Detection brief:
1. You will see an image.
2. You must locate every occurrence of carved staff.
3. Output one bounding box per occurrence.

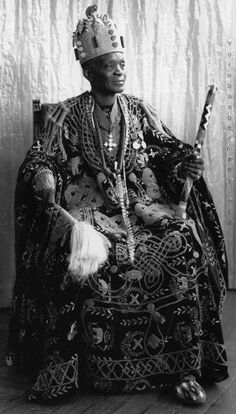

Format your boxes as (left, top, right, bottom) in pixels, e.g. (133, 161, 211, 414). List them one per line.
(176, 84, 218, 219)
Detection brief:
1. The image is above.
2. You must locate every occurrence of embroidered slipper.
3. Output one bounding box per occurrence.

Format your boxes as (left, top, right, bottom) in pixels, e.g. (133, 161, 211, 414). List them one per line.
(174, 379, 206, 405)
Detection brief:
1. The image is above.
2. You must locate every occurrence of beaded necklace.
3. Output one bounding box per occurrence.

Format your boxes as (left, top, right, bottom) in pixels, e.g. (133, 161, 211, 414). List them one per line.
(93, 102, 135, 264)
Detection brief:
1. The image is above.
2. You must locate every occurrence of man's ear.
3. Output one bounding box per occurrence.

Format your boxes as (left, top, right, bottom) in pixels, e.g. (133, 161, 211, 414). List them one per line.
(83, 67, 94, 82)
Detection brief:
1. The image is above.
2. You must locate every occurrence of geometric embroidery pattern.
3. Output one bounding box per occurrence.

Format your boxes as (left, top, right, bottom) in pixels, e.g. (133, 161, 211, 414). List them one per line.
(29, 354, 78, 400)
(201, 341, 227, 364)
(90, 348, 201, 380)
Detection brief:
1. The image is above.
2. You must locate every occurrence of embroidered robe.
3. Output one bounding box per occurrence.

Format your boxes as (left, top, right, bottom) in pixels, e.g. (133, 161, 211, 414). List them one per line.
(7, 92, 228, 402)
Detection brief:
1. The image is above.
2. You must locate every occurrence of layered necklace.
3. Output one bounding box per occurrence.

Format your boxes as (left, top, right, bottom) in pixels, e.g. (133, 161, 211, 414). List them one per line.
(93, 101, 135, 264)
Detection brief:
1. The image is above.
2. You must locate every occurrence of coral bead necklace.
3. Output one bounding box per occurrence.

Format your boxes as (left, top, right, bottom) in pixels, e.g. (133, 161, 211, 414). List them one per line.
(93, 109, 135, 264)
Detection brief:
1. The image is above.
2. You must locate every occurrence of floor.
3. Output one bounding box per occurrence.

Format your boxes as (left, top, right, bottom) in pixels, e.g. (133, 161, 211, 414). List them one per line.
(0, 291, 236, 414)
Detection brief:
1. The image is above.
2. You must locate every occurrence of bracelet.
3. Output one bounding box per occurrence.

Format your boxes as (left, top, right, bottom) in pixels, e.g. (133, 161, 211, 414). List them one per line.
(33, 168, 55, 193)
(34, 168, 54, 182)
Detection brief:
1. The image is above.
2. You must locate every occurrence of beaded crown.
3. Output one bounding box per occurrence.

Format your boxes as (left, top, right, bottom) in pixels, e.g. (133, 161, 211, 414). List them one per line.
(72, 4, 125, 65)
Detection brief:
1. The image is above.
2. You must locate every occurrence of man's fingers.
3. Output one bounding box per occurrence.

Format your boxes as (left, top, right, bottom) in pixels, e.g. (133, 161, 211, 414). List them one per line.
(187, 168, 202, 177)
(187, 163, 205, 171)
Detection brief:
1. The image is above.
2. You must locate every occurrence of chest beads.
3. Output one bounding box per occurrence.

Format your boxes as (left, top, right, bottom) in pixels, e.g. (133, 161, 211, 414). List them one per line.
(93, 110, 135, 264)
(115, 164, 135, 263)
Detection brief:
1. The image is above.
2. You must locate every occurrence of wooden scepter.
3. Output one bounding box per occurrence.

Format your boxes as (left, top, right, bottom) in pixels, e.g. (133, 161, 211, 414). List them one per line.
(175, 84, 217, 219)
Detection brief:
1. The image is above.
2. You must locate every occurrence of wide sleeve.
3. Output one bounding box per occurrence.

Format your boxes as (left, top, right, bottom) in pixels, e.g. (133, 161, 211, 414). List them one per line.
(137, 101, 228, 290)
(139, 106, 194, 204)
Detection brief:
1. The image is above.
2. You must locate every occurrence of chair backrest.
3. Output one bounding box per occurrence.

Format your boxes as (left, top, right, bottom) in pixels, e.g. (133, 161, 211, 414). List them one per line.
(32, 99, 57, 143)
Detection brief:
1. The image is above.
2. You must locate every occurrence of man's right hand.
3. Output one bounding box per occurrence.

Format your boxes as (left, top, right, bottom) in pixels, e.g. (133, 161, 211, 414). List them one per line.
(33, 169, 56, 202)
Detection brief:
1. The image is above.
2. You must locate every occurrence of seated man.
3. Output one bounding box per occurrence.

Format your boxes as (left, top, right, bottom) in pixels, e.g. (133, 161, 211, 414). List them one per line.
(7, 4, 228, 405)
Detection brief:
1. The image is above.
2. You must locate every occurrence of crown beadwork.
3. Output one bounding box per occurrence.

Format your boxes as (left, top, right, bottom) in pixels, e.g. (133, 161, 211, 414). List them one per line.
(72, 4, 125, 65)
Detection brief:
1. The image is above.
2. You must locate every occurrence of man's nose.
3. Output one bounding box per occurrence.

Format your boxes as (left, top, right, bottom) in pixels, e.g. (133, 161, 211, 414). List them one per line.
(114, 65, 123, 75)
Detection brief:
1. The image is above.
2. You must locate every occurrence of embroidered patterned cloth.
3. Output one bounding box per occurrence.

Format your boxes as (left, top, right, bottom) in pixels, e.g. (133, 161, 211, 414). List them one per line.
(7, 92, 228, 402)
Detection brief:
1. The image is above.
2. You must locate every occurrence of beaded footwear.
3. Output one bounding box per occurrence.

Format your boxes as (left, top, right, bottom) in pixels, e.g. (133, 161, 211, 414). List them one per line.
(174, 378, 206, 405)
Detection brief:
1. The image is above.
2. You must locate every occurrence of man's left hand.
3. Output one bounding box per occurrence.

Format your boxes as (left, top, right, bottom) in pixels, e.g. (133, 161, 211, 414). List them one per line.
(179, 153, 205, 180)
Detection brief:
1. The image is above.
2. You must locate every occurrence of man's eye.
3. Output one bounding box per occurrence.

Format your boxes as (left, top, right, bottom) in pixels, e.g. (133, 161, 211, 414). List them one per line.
(105, 63, 114, 70)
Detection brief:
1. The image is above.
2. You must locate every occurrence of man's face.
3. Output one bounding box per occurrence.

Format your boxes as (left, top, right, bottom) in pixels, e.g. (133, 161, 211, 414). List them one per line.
(90, 52, 126, 94)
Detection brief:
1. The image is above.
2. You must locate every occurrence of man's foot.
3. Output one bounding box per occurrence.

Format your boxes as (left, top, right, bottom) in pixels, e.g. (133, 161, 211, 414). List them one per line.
(174, 378, 206, 405)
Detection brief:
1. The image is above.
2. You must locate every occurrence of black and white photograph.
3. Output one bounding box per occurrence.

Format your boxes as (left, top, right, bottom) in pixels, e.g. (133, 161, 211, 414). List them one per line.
(0, 0, 235, 412)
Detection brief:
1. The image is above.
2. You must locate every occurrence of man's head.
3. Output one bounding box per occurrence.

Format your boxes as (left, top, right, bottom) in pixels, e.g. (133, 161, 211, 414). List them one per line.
(82, 52, 126, 95)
